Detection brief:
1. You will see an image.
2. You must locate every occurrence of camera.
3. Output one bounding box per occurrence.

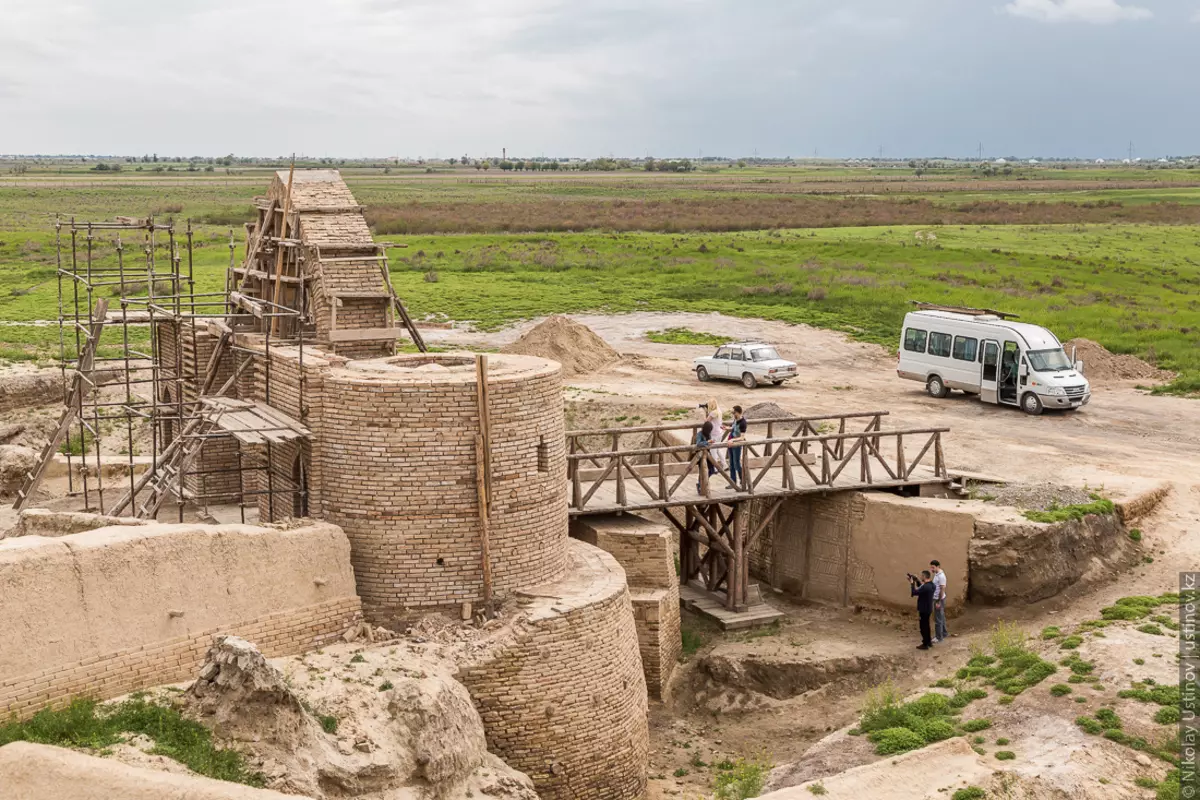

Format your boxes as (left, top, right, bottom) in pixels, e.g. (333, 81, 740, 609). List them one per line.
(698, 403, 709, 410)
(906, 572, 918, 582)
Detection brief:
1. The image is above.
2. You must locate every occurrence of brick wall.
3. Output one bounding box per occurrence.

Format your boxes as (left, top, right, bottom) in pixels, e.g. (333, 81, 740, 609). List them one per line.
(0, 520, 361, 720)
(1, 597, 359, 720)
(749, 492, 971, 611)
(315, 354, 568, 624)
(570, 514, 680, 699)
(459, 541, 648, 800)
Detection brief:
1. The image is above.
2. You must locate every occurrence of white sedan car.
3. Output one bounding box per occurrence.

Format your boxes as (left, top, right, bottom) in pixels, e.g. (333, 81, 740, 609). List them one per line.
(694, 342, 798, 389)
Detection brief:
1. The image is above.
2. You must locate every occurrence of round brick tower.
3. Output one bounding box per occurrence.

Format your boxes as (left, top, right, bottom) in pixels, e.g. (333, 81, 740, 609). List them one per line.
(315, 352, 567, 623)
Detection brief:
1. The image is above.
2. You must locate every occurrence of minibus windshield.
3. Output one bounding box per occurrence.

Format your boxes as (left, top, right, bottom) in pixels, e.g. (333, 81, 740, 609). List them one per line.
(1027, 348, 1073, 372)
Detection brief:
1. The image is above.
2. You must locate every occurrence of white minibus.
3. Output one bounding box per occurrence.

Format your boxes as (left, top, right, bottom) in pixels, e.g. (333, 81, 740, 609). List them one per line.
(897, 305, 1090, 415)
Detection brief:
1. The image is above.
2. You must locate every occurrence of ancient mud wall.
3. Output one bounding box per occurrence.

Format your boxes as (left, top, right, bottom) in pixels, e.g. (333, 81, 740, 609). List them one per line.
(749, 492, 972, 611)
(570, 514, 681, 699)
(0, 742, 304, 800)
(0, 521, 360, 719)
(313, 353, 568, 623)
(0, 369, 63, 414)
(969, 509, 1133, 605)
(459, 540, 649, 800)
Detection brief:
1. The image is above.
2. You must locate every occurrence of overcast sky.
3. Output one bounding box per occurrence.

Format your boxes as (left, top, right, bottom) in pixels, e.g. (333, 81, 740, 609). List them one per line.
(1, 0, 1196, 159)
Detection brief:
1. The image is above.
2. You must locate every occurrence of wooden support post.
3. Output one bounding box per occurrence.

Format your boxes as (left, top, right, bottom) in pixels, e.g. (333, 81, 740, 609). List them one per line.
(269, 161, 295, 337)
(474, 434, 494, 618)
(474, 354, 494, 617)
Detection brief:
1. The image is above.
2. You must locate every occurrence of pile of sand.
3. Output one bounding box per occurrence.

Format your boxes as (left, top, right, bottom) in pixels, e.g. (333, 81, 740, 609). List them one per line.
(501, 316, 619, 377)
(1065, 338, 1173, 383)
(743, 402, 791, 421)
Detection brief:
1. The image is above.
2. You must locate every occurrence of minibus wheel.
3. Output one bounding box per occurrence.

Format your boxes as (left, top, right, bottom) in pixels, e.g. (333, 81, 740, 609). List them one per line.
(926, 375, 949, 398)
(1022, 393, 1044, 416)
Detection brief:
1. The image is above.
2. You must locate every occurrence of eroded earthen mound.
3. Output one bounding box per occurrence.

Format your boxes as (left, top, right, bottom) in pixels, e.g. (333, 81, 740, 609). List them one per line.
(1065, 338, 1172, 383)
(501, 315, 618, 377)
(185, 636, 536, 800)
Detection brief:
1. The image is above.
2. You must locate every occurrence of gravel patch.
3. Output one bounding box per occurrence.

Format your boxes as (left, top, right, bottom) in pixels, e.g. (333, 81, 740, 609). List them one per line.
(971, 481, 1094, 511)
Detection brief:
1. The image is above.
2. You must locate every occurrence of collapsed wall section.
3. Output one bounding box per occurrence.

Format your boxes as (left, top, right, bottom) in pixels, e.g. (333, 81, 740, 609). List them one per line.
(570, 514, 681, 699)
(749, 492, 972, 611)
(459, 539, 649, 800)
(0, 521, 360, 720)
(314, 353, 568, 623)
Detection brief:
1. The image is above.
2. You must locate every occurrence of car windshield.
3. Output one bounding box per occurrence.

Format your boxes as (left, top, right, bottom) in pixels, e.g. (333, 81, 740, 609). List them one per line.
(1027, 348, 1073, 372)
(749, 347, 781, 361)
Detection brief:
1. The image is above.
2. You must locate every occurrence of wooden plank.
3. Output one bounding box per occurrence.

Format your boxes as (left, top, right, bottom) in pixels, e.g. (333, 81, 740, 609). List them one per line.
(269, 162, 296, 337)
(327, 327, 409, 343)
(475, 433, 494, 618)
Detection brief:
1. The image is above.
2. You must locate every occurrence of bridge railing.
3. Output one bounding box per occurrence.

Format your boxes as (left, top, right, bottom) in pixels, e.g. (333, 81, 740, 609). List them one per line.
(566, 411, 889, 468)
(567, 424, 949, 513)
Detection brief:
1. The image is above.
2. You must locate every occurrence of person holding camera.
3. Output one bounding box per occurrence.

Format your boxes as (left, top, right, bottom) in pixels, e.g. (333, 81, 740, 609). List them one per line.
(909, 570, 936, 650)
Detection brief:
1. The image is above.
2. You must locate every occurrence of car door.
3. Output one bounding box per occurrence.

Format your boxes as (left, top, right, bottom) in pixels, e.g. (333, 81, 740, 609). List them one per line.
(727, 347, 747, 382)
(980, 340, 1000, 404)
(711, 346, 733, 378)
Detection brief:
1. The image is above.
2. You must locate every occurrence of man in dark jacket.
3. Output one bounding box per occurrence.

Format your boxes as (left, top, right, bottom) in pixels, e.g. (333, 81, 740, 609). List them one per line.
(910, 570, 936, 650)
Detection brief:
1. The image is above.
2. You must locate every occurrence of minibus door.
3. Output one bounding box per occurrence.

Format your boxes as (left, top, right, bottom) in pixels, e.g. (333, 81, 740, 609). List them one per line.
(980, 340, 1000, 404)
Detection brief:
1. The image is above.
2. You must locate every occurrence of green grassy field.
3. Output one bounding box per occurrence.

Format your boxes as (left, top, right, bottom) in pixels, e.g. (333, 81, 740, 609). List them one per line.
(0, 169, 1196, 394)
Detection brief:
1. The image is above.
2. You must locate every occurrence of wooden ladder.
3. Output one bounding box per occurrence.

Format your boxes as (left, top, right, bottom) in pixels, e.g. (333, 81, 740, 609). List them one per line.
(108, 330, 238, 518)
(13, 299, 109, 511)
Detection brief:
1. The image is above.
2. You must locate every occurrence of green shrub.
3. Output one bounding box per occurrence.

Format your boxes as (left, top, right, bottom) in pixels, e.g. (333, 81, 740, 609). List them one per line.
(1068, 659, 1095, 676)
(713, 756, 771, 800)
(1119, 684, 1181, 707)
(1134, 776, 1158, 789)
(318, 714, 338, 734)
(952, 788, 986, 800)
(1137, 624, 1165, 636)
(932, 678, 956, 688)
(1157, 769, 1181, 800)
(1128, 529, 1142, 542)
(906, 693, 952, 718)
(807, 782, 828, 796)
(949, 689, 988, 708)
(994, 750, 1016, 760)
(1040, 626, 1061, 640)
(913, 718, 957, 743)
(681, 626, 707, 659)
(1094, 708, 1122, 729)
(961, 719, 992, 733)
(859, 682, 908, 733)
(1050, 684, 1072, 696)
(1151, 615, 1179, 631)
(1023, 497, 1113, 523)
(870, 727, 927, 755)
(996, 737, 1010, 745)
(1154, 706, 1182, 725)
(1075, 697, 1088, 704)
(1134, 658, 1146, 665)
(1104, 729, 1129, 745)
(967, 654, 998, 667)
(972, 735, 985, 744)
(674, 767, 689, 778)
(1101, 605, 1152, 621)
(998, 696, 1014, 705)
(1076, 716, 1104, 734)
(1059, 635, 1083, 650)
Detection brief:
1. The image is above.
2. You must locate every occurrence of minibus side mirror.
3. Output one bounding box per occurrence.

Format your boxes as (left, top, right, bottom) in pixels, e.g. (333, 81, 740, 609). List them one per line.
(1019, 362, 1028, 377)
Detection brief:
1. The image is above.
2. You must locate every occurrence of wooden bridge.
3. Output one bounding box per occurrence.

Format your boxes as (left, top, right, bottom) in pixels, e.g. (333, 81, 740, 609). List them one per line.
(565, 412, 950, 612)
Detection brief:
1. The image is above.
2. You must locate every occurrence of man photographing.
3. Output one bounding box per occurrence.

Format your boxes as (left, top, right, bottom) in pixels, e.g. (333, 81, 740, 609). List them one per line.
(909, 570, 936, 650)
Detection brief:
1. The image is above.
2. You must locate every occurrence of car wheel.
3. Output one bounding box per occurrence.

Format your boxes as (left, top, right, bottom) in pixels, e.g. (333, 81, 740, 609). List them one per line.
(696, 366, 709, 382)
(1022, 392, 1044, 416)
(742, 372, 758, 389)
(926, 375, 949, 398)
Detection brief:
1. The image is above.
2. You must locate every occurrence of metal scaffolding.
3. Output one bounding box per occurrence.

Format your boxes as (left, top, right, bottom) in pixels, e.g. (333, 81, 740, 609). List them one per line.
(14, 216, 311, 522)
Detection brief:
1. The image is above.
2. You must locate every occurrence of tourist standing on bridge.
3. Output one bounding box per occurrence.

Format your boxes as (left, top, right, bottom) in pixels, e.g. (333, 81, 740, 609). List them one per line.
(910, 570, 935, 650)
(695, 421, 717, 493)
(930, 560, 948, 644)
(727, 406, 748, 486)
(705, 398, 727, 471)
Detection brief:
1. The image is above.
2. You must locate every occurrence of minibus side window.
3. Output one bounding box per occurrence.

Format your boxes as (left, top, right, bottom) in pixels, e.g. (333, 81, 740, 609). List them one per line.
(903, 328, 927, 353)
(928, 332, 952, 358)
(952, 336, 978, 362)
